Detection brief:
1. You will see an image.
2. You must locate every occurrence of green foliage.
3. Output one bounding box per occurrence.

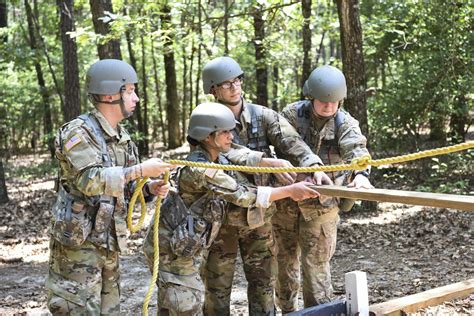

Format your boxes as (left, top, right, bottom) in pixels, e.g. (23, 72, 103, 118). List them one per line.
(362, 0, 473, 150)
(4, 158, 56, 181)
(416, 151, 474, 195)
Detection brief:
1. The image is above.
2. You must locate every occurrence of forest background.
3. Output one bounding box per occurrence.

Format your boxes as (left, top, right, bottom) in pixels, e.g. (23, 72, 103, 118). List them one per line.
(0, 0, 472, 195)
(0, 0, 472, 314)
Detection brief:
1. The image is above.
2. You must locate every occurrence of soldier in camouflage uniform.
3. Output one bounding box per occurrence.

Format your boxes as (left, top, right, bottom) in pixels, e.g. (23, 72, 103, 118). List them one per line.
(272, 65, 374, 312)
(200, 57, 329, 316)
(45, 59, 173, 315)
(143, 103, 319, 315)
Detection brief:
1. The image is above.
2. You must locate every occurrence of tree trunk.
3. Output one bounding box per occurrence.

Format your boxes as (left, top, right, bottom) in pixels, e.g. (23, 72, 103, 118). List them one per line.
(301, 0, 312, 99)
(335, 0, 369, 137)
(0, 159, 8, 204)
(0, 0, 7, 42)
(151, 40, 167, 147)
(58, 0, 81, 121)
(139, 34, 149, 155)
(252, 6, 268, 107)
(89, 0, 121, 59)
(449, 95, 468, 143)
(272, 65, 279, 111)
(162, 4, 181, 149)
(223, 0, 229, 55)
(25, 0, 54, 158)
(181, 44, 188, 143)
(195, 1, 202, 106)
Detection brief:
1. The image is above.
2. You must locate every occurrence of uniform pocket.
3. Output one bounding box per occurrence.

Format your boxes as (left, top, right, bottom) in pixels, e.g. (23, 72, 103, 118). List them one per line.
(45, 270, 86, 307)
(51, 197, 92, 248)
(317, 219, 338, 262)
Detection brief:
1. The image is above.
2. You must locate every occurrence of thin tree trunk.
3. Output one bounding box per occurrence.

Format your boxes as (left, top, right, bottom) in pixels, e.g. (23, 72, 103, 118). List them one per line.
(162, 4, 181, 149)
(252, 6, 268, 107)
(0, 0, 7, 42)
(335, 0, 369, 136)
(301, 0, 312, 99)
(223, 0, 229, 55)
(25, 0, 54, 158)
(31, 0, 65, 114)
(272, 65, 279, 111)
(89, 0, 121, 59)
(315, 31, 325, 65)
(123, 4, 142, 146)
(195, 1, 202, 106)
(181, 44, 188, 143)
(151, 41, 167, 147)
(58, 0, 81, 121)
(0, 159, 8, 204)
(449, 95, 468, 143)
(140, 34, 149, 155)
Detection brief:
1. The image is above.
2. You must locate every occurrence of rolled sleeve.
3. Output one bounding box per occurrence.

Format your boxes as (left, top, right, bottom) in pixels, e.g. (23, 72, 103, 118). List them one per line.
(256, 186, 272, 209)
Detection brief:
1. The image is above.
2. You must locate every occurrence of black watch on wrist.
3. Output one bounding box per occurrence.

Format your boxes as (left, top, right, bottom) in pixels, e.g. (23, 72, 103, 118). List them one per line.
(354, 170, 370, 178)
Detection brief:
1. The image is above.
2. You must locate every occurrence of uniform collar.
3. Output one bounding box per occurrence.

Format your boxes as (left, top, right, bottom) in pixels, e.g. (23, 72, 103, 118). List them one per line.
(91, 109, 131, 144)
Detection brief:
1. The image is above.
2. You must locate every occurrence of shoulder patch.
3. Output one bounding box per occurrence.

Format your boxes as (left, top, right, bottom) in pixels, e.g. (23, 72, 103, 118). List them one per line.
(64, 134, 82, 151)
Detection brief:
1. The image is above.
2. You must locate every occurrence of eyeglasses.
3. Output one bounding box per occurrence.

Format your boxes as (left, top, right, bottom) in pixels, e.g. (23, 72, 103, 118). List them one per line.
(218, 77, 243, 90)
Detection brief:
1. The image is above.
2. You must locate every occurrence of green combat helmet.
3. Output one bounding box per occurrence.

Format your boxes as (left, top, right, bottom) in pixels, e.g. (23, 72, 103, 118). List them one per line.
(202, 57, 244, 94)
(188, 102, 236, 141)
(86, 59, 138, 95)
(303, 65, 347, 102)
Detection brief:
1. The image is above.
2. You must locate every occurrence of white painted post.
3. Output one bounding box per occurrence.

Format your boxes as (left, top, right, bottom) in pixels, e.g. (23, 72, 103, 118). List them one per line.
(345, 271, 369, 316)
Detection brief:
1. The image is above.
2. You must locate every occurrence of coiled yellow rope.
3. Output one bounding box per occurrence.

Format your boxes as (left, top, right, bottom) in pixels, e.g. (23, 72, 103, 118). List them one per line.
(127, 172, 170, 316)
(127, 141, 472, 315)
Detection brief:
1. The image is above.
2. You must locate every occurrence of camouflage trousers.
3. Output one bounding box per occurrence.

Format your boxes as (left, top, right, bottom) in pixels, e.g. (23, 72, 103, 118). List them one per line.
(45, 239, 120, 315)
(155, 281, 203, 316)
(143, 221, 204, 316)
(272, 199, 339, 313)
(201, 222, 276, 316)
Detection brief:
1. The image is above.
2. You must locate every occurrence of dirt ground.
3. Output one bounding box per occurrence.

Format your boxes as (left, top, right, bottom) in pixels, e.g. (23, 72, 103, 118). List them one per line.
(0, 154, 473, 315)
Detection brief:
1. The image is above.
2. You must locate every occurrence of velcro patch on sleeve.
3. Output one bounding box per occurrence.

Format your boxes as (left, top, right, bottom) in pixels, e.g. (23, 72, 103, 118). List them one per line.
(64, 134, 82, 152)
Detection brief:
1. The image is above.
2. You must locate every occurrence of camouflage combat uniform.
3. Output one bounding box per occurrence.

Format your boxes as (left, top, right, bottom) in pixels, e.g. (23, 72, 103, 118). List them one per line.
(201, 100, 322, 316)
(143, 145, 271, 315)
(272, 100, 370, 312)
(45, 109, 149, 315)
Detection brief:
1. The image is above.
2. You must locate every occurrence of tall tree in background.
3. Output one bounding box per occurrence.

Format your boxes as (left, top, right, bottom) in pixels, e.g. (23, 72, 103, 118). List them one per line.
(0, 0, 6, 42)
(252, 5, 268, 107)
(0, 0, 7, 204)
(89, 0, 122, 59)
(301, 0, 312, 99)
(139, 33, 149, 155)
(58, 0, 81, 121)
(162, 3, 181, 149)
(25, 0, 54, 158)
(0, 160, 7, 204)
(336, 0, 368, 136)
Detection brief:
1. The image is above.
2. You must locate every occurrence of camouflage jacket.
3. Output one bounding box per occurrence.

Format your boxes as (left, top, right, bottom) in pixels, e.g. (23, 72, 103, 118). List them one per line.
(232, 99, 322, 168)
(157, 145, 271, 289)
(50, 109, 140, 252)
(280, 100, 370, 218)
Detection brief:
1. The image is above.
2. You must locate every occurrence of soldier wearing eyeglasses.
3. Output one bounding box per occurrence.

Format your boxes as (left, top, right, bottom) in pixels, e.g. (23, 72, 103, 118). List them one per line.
(199, 57, 328, 316)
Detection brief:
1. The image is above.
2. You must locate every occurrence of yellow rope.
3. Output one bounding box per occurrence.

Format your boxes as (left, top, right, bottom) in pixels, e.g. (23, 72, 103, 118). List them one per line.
(167, 141, 473, 173)
(142, 172, 170, 316)
(127, 177, 148, 234)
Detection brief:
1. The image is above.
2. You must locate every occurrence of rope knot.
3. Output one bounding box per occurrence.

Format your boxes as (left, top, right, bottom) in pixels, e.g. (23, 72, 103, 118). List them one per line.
(351, 155, 372, 170)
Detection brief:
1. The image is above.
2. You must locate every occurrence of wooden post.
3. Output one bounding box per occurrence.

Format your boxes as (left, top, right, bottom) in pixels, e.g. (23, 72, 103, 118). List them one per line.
(345, 271, 369, 316)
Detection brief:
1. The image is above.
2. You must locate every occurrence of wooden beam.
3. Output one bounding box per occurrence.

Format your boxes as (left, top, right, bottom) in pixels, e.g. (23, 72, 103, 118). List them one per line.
(312, 185, 474, 211)
(369, 279, 474, 315)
